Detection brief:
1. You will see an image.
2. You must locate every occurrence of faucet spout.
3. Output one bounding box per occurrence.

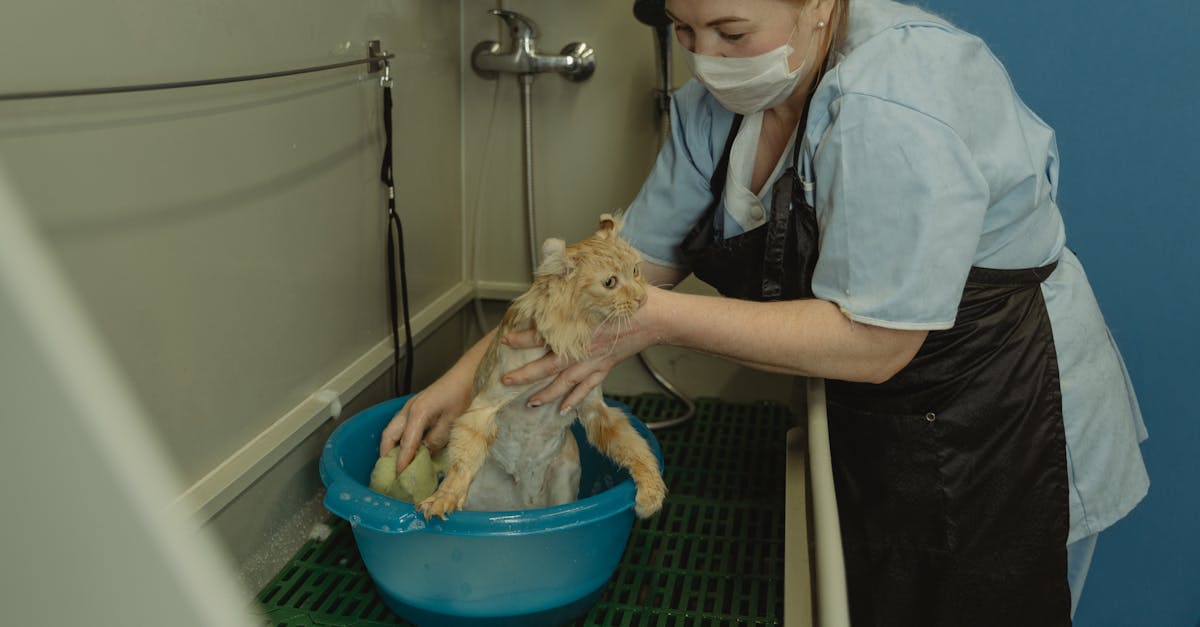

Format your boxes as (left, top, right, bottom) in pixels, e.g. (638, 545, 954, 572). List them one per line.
(489, 9, 540, 45)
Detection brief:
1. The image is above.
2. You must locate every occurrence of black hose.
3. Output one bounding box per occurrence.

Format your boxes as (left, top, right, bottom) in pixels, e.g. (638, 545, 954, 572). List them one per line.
(632, 0, 671, 28)
(381, 71, 415, 397)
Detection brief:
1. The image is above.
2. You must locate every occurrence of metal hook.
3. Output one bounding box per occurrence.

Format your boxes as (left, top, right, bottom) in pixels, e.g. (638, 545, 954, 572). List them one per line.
(380, 60, 393, 88)
(368, 39, 392, 87)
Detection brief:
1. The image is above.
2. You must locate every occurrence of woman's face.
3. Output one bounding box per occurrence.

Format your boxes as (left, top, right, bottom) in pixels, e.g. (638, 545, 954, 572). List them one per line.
(665, 0, 810, 62)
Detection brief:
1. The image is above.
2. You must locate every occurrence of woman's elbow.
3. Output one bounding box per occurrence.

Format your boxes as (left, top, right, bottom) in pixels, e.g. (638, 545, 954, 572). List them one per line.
(858, 328, 927, 384)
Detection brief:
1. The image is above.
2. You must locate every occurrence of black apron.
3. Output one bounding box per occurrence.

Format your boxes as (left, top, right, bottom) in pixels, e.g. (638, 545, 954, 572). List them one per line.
(680, 114, 1072, 627)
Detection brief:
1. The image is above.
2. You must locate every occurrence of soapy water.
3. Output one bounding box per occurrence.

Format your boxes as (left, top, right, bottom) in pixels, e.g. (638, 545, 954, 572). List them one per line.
(307, 522, 333, 542)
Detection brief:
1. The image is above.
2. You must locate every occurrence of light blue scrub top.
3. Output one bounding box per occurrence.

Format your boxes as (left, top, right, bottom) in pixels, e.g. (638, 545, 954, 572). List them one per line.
(623, 0, 1149, 543)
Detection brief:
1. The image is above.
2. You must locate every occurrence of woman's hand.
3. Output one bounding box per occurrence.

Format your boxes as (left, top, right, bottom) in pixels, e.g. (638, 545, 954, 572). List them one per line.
(379, 370, 472, 473)
(379, 328, 498, 473)
(502, 286, 670, 413)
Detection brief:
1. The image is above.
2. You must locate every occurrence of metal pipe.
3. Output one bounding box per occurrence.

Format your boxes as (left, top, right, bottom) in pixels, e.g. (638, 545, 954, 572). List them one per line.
(0, 43, 393, 102)
(520, 73, 538, 275)
(806, 377, 851, 627)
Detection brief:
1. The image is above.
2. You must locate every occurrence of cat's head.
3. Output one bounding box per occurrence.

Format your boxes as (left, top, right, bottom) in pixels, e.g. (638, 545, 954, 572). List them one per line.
(534, 213, 647, 325)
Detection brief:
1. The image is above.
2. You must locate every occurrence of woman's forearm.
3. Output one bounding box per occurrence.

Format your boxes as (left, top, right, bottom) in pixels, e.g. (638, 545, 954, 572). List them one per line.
(497, 282, 928, 409)
(649, 287, 926, 383)
(443, 327, 497, 387)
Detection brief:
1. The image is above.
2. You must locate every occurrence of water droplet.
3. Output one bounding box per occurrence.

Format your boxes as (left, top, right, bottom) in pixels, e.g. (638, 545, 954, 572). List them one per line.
(339, 492, 351, 501)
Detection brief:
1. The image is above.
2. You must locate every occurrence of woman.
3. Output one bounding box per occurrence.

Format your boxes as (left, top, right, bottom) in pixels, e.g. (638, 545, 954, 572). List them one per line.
(382, 0, 1148, 624)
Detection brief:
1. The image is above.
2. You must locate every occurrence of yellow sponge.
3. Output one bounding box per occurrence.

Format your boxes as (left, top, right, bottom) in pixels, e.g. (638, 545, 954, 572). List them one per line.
(368, 445, 447, 503)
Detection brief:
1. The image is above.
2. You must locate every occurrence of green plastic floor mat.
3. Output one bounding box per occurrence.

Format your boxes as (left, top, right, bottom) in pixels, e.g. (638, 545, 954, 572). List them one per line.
(258, 394, 793, 626)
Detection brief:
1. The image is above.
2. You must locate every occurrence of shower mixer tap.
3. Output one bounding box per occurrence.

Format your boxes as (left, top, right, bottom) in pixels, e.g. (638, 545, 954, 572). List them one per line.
(471, 9, 596, 82)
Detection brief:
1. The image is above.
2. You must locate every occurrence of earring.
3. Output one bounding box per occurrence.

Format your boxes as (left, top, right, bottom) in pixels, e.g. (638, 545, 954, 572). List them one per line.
(817, 20, 827, 29)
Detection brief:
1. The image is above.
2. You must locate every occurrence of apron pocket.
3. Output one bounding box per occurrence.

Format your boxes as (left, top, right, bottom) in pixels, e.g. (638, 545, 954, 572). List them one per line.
(827, 400, 953, 554)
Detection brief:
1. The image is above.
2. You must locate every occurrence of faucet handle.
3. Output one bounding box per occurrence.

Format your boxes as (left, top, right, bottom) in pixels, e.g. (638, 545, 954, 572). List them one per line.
(488, 9, 540, 43)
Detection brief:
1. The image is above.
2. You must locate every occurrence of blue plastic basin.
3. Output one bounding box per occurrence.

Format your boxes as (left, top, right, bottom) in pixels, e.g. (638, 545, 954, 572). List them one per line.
(319, 395, 663, 626)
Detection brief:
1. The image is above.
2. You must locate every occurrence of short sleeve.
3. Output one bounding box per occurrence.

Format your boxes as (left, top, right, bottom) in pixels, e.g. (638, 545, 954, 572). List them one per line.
(623, 81, 732, 268)
(811, 93, 989, 330)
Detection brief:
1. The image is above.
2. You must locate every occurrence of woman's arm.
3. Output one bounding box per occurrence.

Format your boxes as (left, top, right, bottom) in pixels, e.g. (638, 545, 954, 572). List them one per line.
(503, 281, 926, 412)
(653, 287, 926, 382)
(380, 328, 496, 471)
(640, 259, 690, 290)
(634, 261, 923, 380)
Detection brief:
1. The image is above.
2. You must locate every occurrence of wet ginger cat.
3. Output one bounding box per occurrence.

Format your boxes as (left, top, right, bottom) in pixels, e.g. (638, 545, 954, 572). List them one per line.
(417, 214, 667, 520)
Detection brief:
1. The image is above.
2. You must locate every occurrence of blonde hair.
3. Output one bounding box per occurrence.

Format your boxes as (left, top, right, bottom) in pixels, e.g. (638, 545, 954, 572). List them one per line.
(791, 0, 851, 56)
(828, 0, 850, 52)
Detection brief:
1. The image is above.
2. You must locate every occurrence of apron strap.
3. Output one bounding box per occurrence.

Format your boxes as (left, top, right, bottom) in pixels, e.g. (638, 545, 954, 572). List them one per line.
(708, 114, 744, 199)
(761, 100, 817, 299)
(966, 261, 1059, 286)
(681, 114, 744, 254)
(704, 114, 744, 241)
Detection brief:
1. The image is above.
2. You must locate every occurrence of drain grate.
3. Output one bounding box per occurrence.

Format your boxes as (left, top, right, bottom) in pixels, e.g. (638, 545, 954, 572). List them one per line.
(257, 394, 794, 626)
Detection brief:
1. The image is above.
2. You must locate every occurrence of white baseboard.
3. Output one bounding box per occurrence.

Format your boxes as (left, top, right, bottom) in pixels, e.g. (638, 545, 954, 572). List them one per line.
(171, 281, 475, 523)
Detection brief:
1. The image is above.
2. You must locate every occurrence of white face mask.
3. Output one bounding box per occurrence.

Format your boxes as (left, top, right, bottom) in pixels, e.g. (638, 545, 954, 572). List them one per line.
(682, 28, 812, 115)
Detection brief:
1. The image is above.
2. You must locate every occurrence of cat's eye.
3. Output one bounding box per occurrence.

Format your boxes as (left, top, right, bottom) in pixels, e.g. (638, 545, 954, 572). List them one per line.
(602, 276, 618, 289)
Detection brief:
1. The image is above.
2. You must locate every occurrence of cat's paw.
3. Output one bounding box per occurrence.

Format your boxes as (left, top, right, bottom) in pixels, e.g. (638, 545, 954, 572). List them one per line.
(417, 488, 465, 520)
(634, 474, 667, 518)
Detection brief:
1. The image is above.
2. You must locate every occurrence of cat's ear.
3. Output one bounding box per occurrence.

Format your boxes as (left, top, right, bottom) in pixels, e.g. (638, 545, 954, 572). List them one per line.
(536, 237, 573, 277)
(596, 213, 621, 239)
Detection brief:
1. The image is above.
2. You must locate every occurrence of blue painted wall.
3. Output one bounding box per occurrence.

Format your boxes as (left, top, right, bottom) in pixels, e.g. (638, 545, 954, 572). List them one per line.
(914, 1, 1200, 625)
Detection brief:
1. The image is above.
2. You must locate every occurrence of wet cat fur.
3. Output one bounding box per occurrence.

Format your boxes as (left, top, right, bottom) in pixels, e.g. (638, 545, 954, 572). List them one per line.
(417, 214, 667, 519)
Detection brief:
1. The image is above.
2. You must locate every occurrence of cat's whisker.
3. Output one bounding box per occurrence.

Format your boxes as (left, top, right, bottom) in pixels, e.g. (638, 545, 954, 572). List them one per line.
(593, 310, 617, 341)
(603, 315, 626, 359)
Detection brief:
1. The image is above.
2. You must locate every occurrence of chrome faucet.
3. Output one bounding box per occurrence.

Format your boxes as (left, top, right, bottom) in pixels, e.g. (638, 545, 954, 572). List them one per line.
(471, 10, 596, 82)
